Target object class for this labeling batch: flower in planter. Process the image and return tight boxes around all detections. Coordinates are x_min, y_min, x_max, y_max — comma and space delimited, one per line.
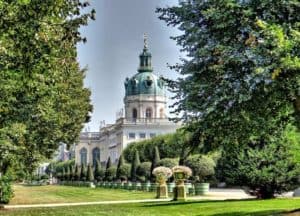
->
172, 166, 192, 181
152, 166, 172, 185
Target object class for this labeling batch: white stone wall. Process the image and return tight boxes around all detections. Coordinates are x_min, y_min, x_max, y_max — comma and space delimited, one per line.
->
124, 94, 167, 119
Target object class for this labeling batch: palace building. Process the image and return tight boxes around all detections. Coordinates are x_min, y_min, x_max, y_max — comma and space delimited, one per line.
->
75, 37, 180, 166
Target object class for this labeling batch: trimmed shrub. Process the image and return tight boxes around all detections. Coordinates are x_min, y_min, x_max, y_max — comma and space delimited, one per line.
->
137, 162, 151, 182
105, 166, 117, 181
75, 164, 81, 181
184, 154, 215, 182
117, 164, 131, 181
94, 160, 105, 181
157, 158, 178, 168
87, 164, 94, 182
80, 164, 87, 181
116, 154, 125, 180
131, 150, 140, 182
150, 146, 160, 181
0, 175, 13, 204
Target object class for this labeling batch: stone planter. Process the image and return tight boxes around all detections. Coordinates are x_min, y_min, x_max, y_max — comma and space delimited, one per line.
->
194, 183, 210, 195
156, 182, 168, 199
167, 182, 175, 193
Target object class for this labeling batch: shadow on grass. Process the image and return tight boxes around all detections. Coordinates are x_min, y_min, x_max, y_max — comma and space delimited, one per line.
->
207, 210, 284, 216
142, 198, 258, 207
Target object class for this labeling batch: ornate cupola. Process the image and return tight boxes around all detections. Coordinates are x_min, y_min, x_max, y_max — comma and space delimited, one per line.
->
124, 34, 165, 97
123, 34, 167, 120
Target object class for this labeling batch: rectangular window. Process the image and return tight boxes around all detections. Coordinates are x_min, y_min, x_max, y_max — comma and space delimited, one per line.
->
150, 133, 156, 138
128, 133, 136, 139
139, 133, 146, 139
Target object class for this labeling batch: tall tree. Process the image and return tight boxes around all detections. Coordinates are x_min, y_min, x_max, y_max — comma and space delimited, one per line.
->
131, 150, 140, 182
157, 0, 300, 145
150, 146, 160, 181
0, 0, 94, 175
0, 0, 95, 202
157, 0, 300, 198
87, 163, 94, 182
105, 157, 112, 180
116, 154, 125, 180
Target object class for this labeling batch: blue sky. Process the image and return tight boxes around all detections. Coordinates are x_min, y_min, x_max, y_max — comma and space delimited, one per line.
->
77, 0, 182, 131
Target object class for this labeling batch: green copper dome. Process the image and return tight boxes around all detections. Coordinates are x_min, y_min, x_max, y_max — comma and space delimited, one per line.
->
124, 37, 166, 97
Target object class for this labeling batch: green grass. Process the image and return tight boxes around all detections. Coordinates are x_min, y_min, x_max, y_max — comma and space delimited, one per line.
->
9, 184, 155, 204
1, 199, 300, 216
2, 184, 299, 215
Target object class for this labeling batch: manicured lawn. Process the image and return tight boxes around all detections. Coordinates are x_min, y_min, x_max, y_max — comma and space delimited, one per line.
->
1, 198, 300, 216
9, 184, 155, 205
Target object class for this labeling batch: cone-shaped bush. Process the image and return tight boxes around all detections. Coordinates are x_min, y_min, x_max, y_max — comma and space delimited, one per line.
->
94, 160, 105, 181
105, 157, 112, 180
71, 165, 75, 181
87, 164, 94, 182
66, 165, 71, 181
61, 167, 65, 181
75, 164, 81, 181
151, 146, 160, 181
81, 164, 87, 181
116, 154, 125, 180
131, 150, 140, 182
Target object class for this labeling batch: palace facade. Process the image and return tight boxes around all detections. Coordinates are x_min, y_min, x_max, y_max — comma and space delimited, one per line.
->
75, 38, 180, 166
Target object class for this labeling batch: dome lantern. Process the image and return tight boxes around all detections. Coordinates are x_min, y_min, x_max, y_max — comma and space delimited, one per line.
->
138, 33, 153, 73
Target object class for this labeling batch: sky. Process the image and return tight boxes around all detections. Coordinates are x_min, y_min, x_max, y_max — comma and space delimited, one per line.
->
77, 0, 182, 131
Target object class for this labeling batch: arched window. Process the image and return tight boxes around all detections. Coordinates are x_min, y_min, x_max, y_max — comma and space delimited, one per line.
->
92, 147, 100, 167
80, 148, 87, 166
146, 108, 152, 119
159, 108, 164, 119
132, 108, 138, 119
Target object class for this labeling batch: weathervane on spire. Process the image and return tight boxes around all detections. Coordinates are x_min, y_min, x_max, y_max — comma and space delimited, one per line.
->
143, 33, 148, 49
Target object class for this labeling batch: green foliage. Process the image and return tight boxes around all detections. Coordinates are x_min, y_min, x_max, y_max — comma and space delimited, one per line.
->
0, 0, 95, 202
117, 164, 131, 181
123, 130, 201, 163
105, 167, 117, 181
285, 125, 300, 163
94, 160, 105, 182
65, 166, 71, 181
184, 154, 215, 182
157, 158, 178, 168
105, 157, 112, 180
136, 162, 151, 182
75, 165, 81, 181
80, 164, 87, 181
150, 146, 160, 180
156, 0, 300, 149
116, 154, 125, 180
52, 160, 75, 179
217, 137, 300, 199
0, 175, 13, 204
106, 157, 112, 170
157, 0, 300, 199
87, 164, 94, 182
131, 150, 140, 182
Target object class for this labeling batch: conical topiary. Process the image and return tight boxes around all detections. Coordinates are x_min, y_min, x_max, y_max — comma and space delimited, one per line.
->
87, 163, 94, 182
116, 154, 125, 180
150, 146, 160, 181
131, 150, 140, 182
